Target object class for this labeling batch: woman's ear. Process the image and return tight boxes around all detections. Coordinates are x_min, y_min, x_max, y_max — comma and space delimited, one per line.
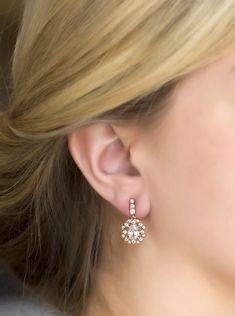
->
67, 122, 150, 218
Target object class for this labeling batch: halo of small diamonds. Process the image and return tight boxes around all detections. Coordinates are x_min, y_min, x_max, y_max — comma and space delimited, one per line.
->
121, 216, 146, 244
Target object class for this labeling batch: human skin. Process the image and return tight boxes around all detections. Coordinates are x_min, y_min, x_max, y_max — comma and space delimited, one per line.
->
68, 48, 235, 316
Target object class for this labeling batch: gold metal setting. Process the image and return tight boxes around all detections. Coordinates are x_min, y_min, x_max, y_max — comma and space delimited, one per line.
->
121, 198, 146, 244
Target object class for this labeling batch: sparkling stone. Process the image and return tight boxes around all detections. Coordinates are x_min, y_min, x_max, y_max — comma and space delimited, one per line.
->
130, 209, 135, 215
127, 225, 140, 240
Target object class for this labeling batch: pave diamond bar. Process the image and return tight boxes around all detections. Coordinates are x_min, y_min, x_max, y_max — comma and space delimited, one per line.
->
129, 198, 136, 216
130, 207, 135, 215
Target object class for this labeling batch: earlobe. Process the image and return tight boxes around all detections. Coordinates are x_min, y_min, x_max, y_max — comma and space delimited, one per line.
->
67, 122, 150, 218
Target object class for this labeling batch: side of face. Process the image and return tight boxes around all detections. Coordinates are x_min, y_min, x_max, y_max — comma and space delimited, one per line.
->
67, 47, 235, 281
139, 49, 235, 279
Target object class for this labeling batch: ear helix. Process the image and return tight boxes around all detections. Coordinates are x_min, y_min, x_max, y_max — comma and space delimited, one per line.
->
121, 198, 146, 245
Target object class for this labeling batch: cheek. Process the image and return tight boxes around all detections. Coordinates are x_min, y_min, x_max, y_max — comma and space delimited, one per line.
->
145, 101, 235, 278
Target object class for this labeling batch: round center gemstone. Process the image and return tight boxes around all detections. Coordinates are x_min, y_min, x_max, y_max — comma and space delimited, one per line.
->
128, 225, 140, 240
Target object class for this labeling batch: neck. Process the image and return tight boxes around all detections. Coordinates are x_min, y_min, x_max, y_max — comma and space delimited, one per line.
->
85, 212, 235, 316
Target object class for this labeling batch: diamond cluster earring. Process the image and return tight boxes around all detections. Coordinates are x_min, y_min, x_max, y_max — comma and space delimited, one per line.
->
121, 198, 146, 244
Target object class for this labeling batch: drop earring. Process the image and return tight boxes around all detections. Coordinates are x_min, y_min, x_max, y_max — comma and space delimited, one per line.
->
121, 198, 146, 244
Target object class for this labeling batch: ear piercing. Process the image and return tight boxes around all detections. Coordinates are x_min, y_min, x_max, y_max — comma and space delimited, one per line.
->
121, 198, 146, 244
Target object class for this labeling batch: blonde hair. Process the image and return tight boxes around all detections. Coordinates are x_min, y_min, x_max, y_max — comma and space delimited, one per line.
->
1, 0, 235, 315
